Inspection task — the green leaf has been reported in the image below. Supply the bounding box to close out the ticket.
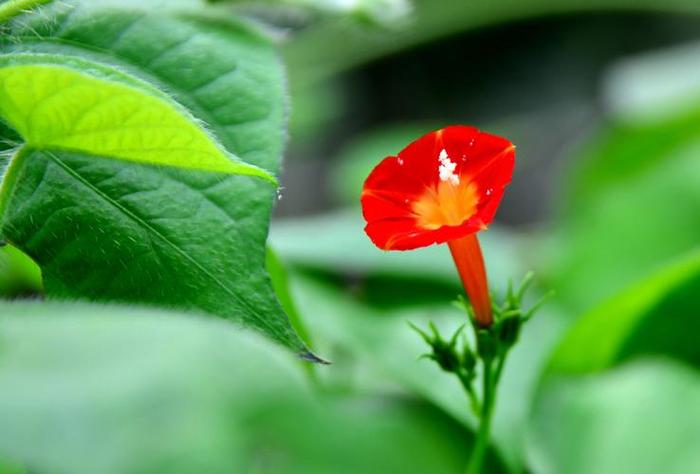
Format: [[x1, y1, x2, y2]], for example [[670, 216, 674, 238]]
[[0, 245, 41, 297], [547, 249, 700, 375], [0, 4, 310, 354], [0, 54, 273, 181], [0, 0, 53, 24], [550, 115, 700, 311], [528, 360, 700, 474], [266, 247, 315, 352], [0, 301, 479, 474]]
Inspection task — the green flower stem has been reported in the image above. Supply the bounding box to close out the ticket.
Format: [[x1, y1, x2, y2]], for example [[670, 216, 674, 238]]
[[0, 0, 53, 24], [457, 370, 481, 416], [465, 353, 508, 474], [466, 359, 494, 474], [413, 275, 546, 474]]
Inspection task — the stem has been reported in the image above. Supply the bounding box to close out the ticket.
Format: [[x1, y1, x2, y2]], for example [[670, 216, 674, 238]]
[[457, 370, 481, 416], [465, 359, 495, 474], [464, 351, 509, 474], [0, 0, 53, 24]]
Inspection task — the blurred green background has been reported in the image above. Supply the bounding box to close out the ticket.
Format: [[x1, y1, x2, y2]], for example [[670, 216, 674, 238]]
[[2, 0, 700, 473]]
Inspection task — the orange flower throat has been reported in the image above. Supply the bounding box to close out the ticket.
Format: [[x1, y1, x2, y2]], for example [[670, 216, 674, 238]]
[[413, 178, 479, 230]]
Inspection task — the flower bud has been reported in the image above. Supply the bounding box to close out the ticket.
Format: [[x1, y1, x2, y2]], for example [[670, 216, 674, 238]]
[[497, 316, 522, 349], [431, 339, 461, 373]]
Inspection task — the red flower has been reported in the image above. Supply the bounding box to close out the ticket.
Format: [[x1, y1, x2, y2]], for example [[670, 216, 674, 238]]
[[361, 126, 515, 326]]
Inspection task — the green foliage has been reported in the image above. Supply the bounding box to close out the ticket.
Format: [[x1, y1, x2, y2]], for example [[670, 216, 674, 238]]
[[548, 250, 700, 374], [286, 271, 566, 472], [0, 245, 41, 296], [0, 2, 309, 353], [0, 301, 475, 474], [550, 116, 700, 310], [529, 360, 700, 474], [209, 0, 412, 26], [283, 0, 700, 85], [532, 251, 700, 474], [1, 1, 700, 473], [0, 55, 272, 179]]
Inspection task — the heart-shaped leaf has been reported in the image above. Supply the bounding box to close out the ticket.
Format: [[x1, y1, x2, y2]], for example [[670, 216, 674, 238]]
[[0, 3, 312, 355]]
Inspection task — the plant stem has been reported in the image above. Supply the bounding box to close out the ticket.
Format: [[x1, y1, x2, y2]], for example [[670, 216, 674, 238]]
[[457, 370, 481, 416], [465, 359, 494, 474], [0, 0, 52, 24]]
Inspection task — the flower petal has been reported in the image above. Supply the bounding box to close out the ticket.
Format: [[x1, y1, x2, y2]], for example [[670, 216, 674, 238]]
[[361, 125, 515, 251]]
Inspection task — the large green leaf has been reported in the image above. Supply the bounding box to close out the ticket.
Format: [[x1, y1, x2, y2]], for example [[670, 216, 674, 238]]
[[528, 360, 700, 474], [0, 3, 310, 354], [0, 301, 479, 474]]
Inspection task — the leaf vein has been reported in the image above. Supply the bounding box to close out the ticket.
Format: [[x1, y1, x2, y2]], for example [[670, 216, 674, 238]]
[[45, 151, 280, 337]]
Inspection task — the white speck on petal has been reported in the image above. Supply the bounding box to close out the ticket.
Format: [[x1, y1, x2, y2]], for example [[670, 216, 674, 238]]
[[486, 188, 493, 196], [397, 157, 404, 165], [438, 149, 460, 185]]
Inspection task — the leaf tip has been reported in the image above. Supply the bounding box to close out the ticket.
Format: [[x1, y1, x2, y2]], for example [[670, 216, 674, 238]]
[[298, 349, 331, 365]]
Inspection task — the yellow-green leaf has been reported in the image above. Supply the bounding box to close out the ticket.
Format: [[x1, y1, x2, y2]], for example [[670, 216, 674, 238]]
[[0, 54, 275, 182]]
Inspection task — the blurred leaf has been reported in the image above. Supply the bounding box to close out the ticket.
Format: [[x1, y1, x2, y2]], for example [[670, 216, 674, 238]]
[[548, 249, 700, 374], [604, 40, 700, 125], [534, 250, 700, 472], [0, 301, 480, 474], [550, 116, 700, 310], [528, 359, 700, 474], [284, 0, 700, 86], [210, 0, 412, 26], [0, 4, 311, 354], [270, 209, 524, 287], [289, 79, 345, 141], [0, 459, 25, 474], [288, 271, 566, 472], [267, 247, 315, 351], [0, 245, 41, 297]]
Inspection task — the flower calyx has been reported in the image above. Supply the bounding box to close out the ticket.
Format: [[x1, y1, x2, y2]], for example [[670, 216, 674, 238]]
[[410, 322, 475, 377]]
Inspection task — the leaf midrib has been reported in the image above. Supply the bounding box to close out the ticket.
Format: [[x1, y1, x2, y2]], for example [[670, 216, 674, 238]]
[[45, 150, 283, 340]]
